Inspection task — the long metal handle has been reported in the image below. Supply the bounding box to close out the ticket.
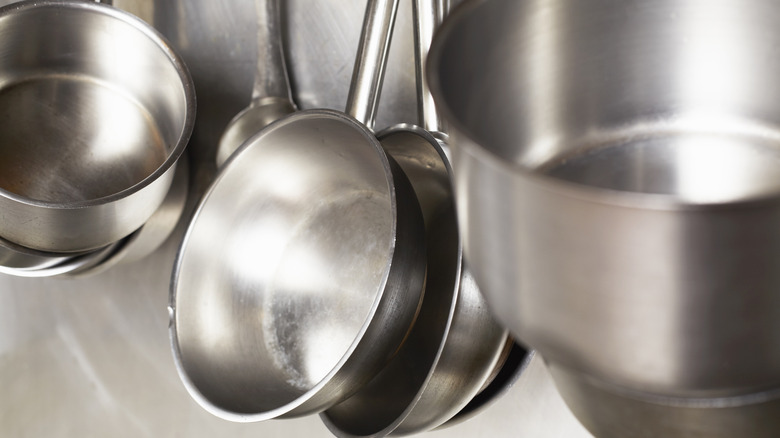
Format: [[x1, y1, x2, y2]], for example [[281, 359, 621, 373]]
[[413, 0, 446, 135], [435, 0, 449, 25], [346, 0, 400, 129], [252, 0, 294, 103]]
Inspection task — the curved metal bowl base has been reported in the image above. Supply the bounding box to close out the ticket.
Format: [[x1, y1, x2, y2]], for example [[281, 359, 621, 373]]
[[550, 363, 780, 438]]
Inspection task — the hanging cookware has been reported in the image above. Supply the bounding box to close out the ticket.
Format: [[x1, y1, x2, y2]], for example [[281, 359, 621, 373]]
[[0, 0, 195, 253], [170, 0, 426, 422], [322, 1, 513, 435], [428, 0, 780, 436]]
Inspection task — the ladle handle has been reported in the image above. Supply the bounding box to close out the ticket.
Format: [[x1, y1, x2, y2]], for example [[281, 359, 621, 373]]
[[413, 0, 447, 136], [346, 0, 400, 130], [251, 0, 294, 104]]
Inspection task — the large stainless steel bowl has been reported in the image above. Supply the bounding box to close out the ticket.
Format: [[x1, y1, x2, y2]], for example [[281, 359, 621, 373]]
[[428, 0, 780, 436], [0, 0, 195, 252]]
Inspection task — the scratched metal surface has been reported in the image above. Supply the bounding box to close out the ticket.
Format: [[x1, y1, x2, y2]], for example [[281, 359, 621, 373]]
[[0, 0, 591, 436]]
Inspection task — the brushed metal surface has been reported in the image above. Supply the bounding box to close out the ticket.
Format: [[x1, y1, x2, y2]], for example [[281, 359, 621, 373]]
[[0, 0, 591, 436]]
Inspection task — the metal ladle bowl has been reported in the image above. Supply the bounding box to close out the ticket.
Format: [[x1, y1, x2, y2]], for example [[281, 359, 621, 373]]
[[0, 0, 195, 253], [214, 0, 296, 168]]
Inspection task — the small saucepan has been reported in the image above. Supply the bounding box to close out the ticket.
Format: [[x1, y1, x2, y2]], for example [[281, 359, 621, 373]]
[[0, 0, 195, 253]]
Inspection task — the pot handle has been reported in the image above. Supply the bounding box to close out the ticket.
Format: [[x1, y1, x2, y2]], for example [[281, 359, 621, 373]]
[[345, 0, 400, 130], [413, 0, 447, 138], [251, 0, 295, 106]]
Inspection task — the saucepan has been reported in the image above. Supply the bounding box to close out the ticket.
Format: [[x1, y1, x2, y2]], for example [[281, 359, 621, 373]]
[[170, 0, 426, 422], [0, 235, 119, 278], [0, 0, 195, 253], [428, 0, 780, 436], [322, 0, 514, 435], [0, 154, 190, 278], [63, 154, 191, 278], [0, 236, 82, 271]]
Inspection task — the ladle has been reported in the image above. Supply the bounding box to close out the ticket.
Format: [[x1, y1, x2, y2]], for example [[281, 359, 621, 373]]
[[215, 0, 296, 167], [170, 0, 426, 422], [321, 0, 514, 435]]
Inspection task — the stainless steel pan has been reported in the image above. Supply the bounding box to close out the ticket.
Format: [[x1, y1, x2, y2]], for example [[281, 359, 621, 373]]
[[170, 0, 426, 422], [0, 0, 195, 253]]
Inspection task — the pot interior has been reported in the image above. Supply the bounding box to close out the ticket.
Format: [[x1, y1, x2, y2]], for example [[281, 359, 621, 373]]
[[433, 0, 780, 203], [0, 2, 188, 203]]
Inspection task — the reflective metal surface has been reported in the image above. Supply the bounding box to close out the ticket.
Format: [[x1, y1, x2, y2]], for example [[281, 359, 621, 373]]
[[0, 0, 195, 253], [0, 237, 122, 278], [66, 155, 191, 278], [172, 110, 426, 421], [0, 236, 80, 271], [215, 0, 296, 167], [429, 0, 780, 436], [0, 155, 189, 278], [0, 0, 592, 436], [345, 0, 399, 129], [322, 1, 512, 433], [171, 0, 428, 422]]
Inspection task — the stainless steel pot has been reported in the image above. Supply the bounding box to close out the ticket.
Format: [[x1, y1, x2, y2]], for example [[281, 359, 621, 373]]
[[0, 236, 84, 271], [428, 0, 780, 436], [0, 0, 195, 253], [0, 153, 189, 278], [0, 237, 123, 278], [64, 154, 191, 277], [170, 0, 426, 422]]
